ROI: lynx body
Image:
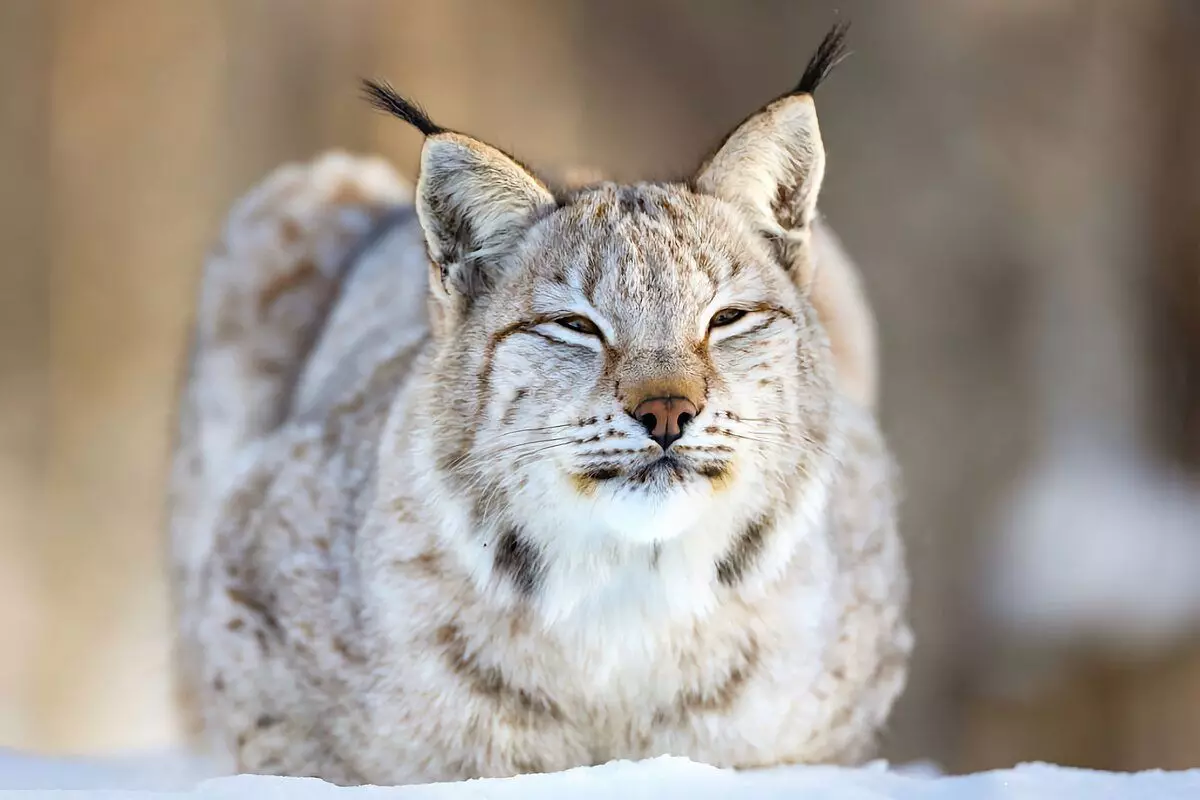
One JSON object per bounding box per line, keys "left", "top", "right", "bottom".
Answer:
{"left": 169, "top": 26, "right": 910, "bottom": 785}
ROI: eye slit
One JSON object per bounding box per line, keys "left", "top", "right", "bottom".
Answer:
{"left": 555, "top": 314, "right": 601, "bottom": 336}
{"left": 709, "top": 307, "right": 749, "bottom": 328}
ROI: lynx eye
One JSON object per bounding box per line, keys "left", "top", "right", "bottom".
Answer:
{"left": 555, "top": 315, "right": 601, "bottom": 336}
{"left": 709, "top": 307, "right": 749, "bottom": 328}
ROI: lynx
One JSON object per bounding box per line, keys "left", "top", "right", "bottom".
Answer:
{"left": 168, "top": 24, "right": 910, "bottom": 786}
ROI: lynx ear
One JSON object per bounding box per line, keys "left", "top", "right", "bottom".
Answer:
{"left": 362, "top": 81, "right": 555, "bottom": 306}
{"left": 693, "top": 23, "right": 848, "bottom": 286}
{"left": 416, "top": 134, "right": 554, "bottom": 298}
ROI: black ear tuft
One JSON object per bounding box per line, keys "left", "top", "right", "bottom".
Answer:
{"left": 361, "top": 79, "right": 446, "bottom": 137}
{"left": 792, "top": 21, "right": 851, "bottom": 96}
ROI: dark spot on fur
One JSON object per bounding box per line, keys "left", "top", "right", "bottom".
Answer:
{"left": 715, "top": 516, "right": 772, "bottom": 586}
{"left": 329, "top": 389, "right": 368, "bottom": 418}
{"left": 627, "top": 456, "right": 688, "bottom": 485}
{"left": 695, "top": 250, "right": 719, "bottom": 280}
{"left": 436, "top": 623, "right": 563, "bottom": 724}
{"left": 698, "top": 462, "right": 730, "bottom": 480}
{"left": 251, "top": 356, "right": 289, "bottom": 377}
{"left": 402, "top": 550, "right": 444, "bottom": 577}
{"left": 659, "top": 199, "right": 686, "bottom": 228}
{"left": 226, "top": 587, "right": 281, "bottom": 634}
{"left": 213, "top": 674, "right": 225, "bottom": 692}
{"left": 493, "top": 527, "right": 542, "bottom": 596}
{"left": 583, "top": 466, "right": 621, "bottom": 481}
{"left": 654, "top": 635, "right": 761, "bottom": 724}
{"left": 772, "top": 182, "right": 805, "bottom": 233}
{"left": 257, "top": 259, "right": 321, "bottom": 318}
{"left": 226, "top": 618, "right": 246, "bottom": 632}
{"left": 328, "top": 180, "right": 376, "bottom": 208}
{"left": 741, "top": 315, "right": 779, "bottom": 339}
{"left": 502, "top": 388, "right": 530, "bottom": 425}
{"left": 512, "top": 756, "right": 550, "bottom": 775}
{"left": 333, "top": 636, "right": 367, "bottom": 665}
{"left": 255, "top": 713, "right": 281, "bottom": 729}
{"left": 212, "top": 306, "right": 244, "bottom": 344}
{"left": 437, "top": 445, "right": 467, "bottom": 475}
{"left": 280, "top": 217, "right": 302, "bottom": 244}
{"left": 674, "top": 444, "right": 734, "bottom": 455}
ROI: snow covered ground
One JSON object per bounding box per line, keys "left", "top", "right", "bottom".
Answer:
{"left": 2, "top": 750, "right": 1198, "bottom": 798}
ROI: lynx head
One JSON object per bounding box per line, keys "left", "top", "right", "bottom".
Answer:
{"left": 367, "top": 25, "right": 850, "bottom": 596}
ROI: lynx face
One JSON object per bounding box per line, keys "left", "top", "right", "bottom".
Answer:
{"left": 368, "top": 61, "right": 840, "bottom": 586}
{"left": 434, "top": 183, "right": 833, "bottom": 547}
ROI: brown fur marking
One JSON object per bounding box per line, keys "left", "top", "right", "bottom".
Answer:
{"left": 715, "top": 516, "right": 772, "bottom": 586}
{"left": 258, "top": 259, "right": 321, "bottom": 318}
{"left": 492, "top": 527, "right": 542, "bottom": 596}
{"left": 436, "top": 623, "right": 564, "bottom": 724}
{"left": 655, "top": 635, "right": 761, "bottom": 724}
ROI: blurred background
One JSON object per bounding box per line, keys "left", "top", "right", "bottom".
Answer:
{"left": 2, "top": 0, "right": 1199, "bottom": 774}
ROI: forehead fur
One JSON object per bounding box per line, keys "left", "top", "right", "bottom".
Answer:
{"left": 525, "top": 182, "right": 783, "bottom": 296}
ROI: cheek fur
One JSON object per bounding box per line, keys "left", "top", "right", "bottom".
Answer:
{"left": 713, "top": 330, "right": 802, "bottom": 400}
{"left": 472, "top": 339, "right": 608, "bottom": 466}
{"left": 488, "top": 338, "right": 601, "bottom": 415}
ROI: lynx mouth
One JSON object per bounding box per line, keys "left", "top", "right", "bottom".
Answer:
{"left": 574, "top": 455, "right": 688, "bottom": 488}
{"left": 626, "top": 455, "right": 690, "bottom": 486}
{"left": 573, "top": 454, "right": 731, "bottom": 493}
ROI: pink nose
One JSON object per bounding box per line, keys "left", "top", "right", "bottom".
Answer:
{"left": 632, "top": 396, "right": 698, "bottom": 450}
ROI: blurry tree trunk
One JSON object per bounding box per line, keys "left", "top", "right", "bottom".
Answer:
{"left": 34, "top": 0, "right": 230, "bottom": 753}
{"left": 0, "top": 0, "right": 49, "bottom": 748}
{"left": 961, "top": 640, "right": 1200, "bottom": 772}
{"left": 959, "top": 0, "right": 1200, "bottom": 774}
{"left": 1148, "top": 1, "right": 1200, "bottom": 473}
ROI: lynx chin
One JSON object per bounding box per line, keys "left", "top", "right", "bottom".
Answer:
{"left": 169, "top": 23, "right": 911, "bottom": 786}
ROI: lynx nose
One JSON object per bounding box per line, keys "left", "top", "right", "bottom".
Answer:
{"left": 632, "top": 397, "right": 698, "bottom": 450}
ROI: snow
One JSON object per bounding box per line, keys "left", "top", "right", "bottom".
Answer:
{"left": 2, "top": 751, "right": 1199, "bottom": 799}
{"left": 0, "top": 749, "right": 218, "bottom": 792}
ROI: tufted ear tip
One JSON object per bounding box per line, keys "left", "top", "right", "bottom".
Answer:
{"left": 363, "top": 80, "right": 556, "bottom": 310}
{"left": 791, "top": 21, "right": 852, "bottom": 97}
{"left": 361, "top": 79, "right": 446, "bottom": 137}
{"left": 693, "top": 93, "right": 825, "bottom": 282}
{"left": 691, "top": 25, "right": 849, "bottom": 285}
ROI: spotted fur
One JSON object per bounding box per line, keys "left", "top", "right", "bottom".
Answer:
{"left": 170, "top": 27, "right": 910, "bottom": 786}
